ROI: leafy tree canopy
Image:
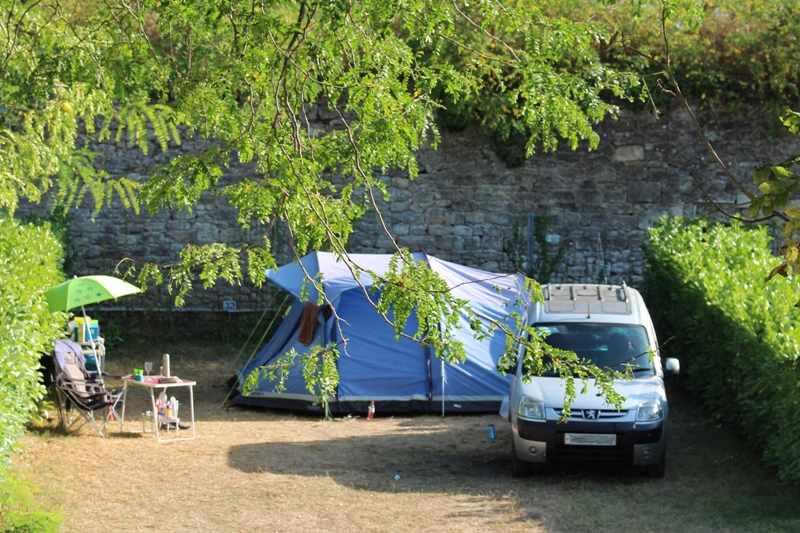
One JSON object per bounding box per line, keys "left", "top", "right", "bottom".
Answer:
{"left": 516, "top": 0, "right": 800, "bottom": 113}
{"left": 0, "top": 0, "right": 713, "bottom": 408}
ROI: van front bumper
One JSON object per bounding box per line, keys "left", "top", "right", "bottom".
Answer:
{"left": 513, "top": 417, "right": 666, "bottom": 466}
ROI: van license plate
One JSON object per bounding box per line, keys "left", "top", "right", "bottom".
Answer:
{"left": 565, "top": 433, "right": 616, "bottom": 446}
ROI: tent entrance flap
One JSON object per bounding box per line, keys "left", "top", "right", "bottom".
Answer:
{"left": 335, "top": 289, "right": 429, "bottom": 401}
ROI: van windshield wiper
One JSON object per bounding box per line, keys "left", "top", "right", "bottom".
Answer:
{"left": 605, "top": 365, "right": 653, "bottom": 373}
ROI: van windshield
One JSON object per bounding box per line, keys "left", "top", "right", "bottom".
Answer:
{"left": 533, "top": 323, "right": 654, "bottom": 376}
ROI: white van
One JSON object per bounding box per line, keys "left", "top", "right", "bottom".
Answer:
{"left": 501, "top": 283, "right": 679, "bottom": 477}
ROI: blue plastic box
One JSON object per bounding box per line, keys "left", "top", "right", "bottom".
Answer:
{"left": 74, "top": 323, "right": 100, "bottom": 342}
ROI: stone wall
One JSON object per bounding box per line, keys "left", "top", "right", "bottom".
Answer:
{"left": 18, "top": 105, "right": 799, "bottom": 310}
{"left": 355, "top": 106, "right": 790, "bottom": 285}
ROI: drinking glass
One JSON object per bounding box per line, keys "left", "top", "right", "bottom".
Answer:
{"left": 144, "top": 361, "right": 153, "bottom": 376}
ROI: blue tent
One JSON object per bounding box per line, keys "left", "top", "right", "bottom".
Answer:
{"left": 229, "top": 251, "right": 530, "bottom": 414}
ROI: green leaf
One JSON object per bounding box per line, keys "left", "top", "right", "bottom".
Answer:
{"left": 754, "top": 167, "right": 773, "bottom": 185}
{"left": 781, "top": 111, "right": 800, "bottom": 135}
{"left": 763, "top": 196, "right": 775, "bottom": 216}
{"left": 784, "top": 206, "right": 800, "bottom": 219}
{"left": 772, "top": 166, "right": 796, "bottom": 180}
{"left": 760, "top": 181, "right": 786, "bottom": 194}
{"left": 748, "top": 197, "right": 765, "bottom": 218}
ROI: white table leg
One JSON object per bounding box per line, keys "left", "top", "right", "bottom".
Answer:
{"left": 120, "top": 382, "right": 129, "bottom": 430}
{"left": 189, "top": 385, "right": 195, "bottom": 440}
{"left": 150, "top": 388, "right": 159, "bottom": 440}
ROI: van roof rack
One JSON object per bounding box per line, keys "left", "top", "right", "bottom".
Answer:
{"left": 542, "top": 283, "right": 632, "bottom": 315}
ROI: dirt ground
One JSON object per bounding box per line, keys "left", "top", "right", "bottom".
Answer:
{"left": 12, "top": 342, "right": 800, "bottom": 533}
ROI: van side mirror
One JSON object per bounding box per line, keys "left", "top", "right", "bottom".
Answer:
{"left": 664, "top": 358, "right": 680, "bottom": 376}
{"left": 497, "top": 357, "right": 517, "bottom": 375}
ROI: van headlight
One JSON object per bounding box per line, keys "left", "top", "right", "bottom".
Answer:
{"left": 518, "top": 395, "right": 546, "bottom": 420}
{"left": 636, "top": 398, "right": 664, "bottom": 421}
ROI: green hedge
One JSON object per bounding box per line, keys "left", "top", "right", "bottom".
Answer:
{"left": 0, "top": 216, "right": 64, "bottom": 468}
{"left": 644, "top": 217, "right": 800, "bottom": 484}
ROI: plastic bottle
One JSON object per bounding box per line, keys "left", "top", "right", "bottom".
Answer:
{"left": 367, "top": 400, "right": 375, "bottom": 421}
{"left": 158, "top": 390, "right": 167, "bottom": 418}
{"left": 169, "top": 396, "right": 177, "bottom": 419}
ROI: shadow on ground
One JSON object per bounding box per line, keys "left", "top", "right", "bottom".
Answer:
{"left": 225, "top": 384, "right": 800, "bottom": 533}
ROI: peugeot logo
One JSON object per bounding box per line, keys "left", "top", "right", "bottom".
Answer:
{"left": 583, "top": 409, "right": 599, "bottom": 420}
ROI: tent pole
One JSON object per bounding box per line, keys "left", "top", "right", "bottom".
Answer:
{"left": 81, "top": 305, "right": 103, "bottom": 386}
{"left": 219, "top": 294, "right": 291, "bottom": 407}
{"left": 441, "top": 359, "right": 445, "bottom": 418}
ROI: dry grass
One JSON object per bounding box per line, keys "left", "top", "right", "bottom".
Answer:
{"left": 11, "top": 340, "right": 800, "bottom": 533}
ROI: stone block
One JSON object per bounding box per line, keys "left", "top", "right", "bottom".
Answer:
{"left": 471, "top": 223, "right": 492, "bottom": 236}
{"left": 389, "top": 189, "right": 412, "bottom": 202}
{"left": 452, "top": 225, "right": 474, "bottom": 237}
{"left": 392, "top": 223, "right": 409, "bottom": 236}
{"left": 142, "top": 233, "right": 166, "bottom": 245}
{"left": 445, "top": 211, "right": 466, "bottom": 226}
{"left": 627, "top": 181, "right": 661, "bottom": 203}
{"left": 403, "top": 235, "right": 437, "bottom": 250}
{"left": 425, "top": 208, "right": 445, "bottom": 225}
{"left": 142, "top": 220, "right": 167, "bottom": 232}
{"left": 197, "top": 228, "right": 220, "bottom": 243}
{"left": 392, "top": 177, "right": 410, "bottom": 189}
{"left": 389, "top": 200, "right": 413, "bottom": 212}
{"left": 462, "top": 236, "right": 481, "bottom": 250}
{"left": 606, "top": 215, "right": 639, "bottom": 231}
{"left": 613, "top": 145, "right": 645, "bottom": 161}
{"left": 375, "top": 236, "right": 395, "bottom": 250}
{"left": 439, "top": 235, "right": 457, "bottom": 250}
{"left": 480, "top": 261, "right": 500, "bottom": 271}
{"left": 485, "top": 213, "right": 512, "bottom": 226}
{"left": 393, "top": 212, "right": 425, "bottom": 225}
{"left": 465, "top": 212, "right": 485, "bottom": 224}
{"left": 409, "top": 225, "right": 429, "bottom": 235}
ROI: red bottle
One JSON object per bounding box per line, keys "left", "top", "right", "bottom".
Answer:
{"left": 367, "top": 401, "right": 375, "bottom": 421}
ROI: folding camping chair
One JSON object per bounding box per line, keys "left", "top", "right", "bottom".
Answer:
{"left": 47, "top": 339, "right": 123, "bottom": 438}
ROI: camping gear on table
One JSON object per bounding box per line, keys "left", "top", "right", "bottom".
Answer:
{"left": 228, "top": 251, "right": 532, "bottom": 414}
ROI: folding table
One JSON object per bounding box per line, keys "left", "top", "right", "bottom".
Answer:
{"left": 120, "top": 376, "right": 196, "bottom": 442}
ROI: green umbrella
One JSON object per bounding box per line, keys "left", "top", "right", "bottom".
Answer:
{"left": 45, "top": 275, "right": 142, "bottom": 381}
{"left": 45, "top": 275, "right": 142, "bottom": 312}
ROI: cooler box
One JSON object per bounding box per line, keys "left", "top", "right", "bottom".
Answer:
{"left": 74, "top": 321, "right": 100, "bottom": 343}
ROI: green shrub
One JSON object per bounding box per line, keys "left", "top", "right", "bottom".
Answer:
{"left": 0, "top": 216, "right": 65, "bottom": 467}
{"left": 643, "top": 217, "right": 800, "bottom": 484}
{"left": 0, "top": 472, "right": 61, "bottom": 533}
